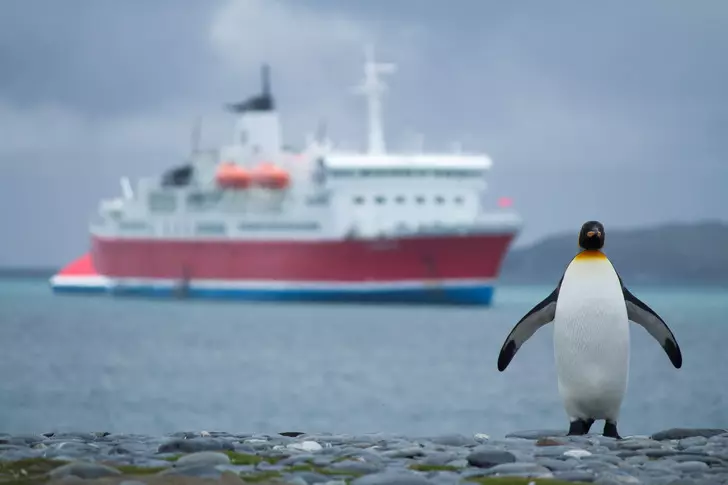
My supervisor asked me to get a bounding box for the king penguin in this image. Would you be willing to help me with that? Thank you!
[496,220,682,439]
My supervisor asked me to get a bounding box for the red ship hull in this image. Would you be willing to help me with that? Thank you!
[50,231,516,305]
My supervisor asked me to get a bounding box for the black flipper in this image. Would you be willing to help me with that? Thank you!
[497,275,564,372]
[619,282,682,369]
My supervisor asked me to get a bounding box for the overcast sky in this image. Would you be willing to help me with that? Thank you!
[1,0,726,267]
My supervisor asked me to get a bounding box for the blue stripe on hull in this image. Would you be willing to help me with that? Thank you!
[51,285,109,295]
[51,284,495,306]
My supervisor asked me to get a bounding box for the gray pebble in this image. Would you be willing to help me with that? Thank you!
[651,428,728,441]
[174,450,231,467]
[49,461,122,480]
[427,434,477,447]
[329,460,383,474]
[504,429,567,440]
[536,457,579,471]
[554,470,597,482]
[158,437,234,454]
[1,429,726,485]
[465,450,516,468]
[483,462,553,478]
[670,461,709,473]
[677,436,709,449]
[158,464,223,478]
[420,452,457,466]
[381,447,426,459]
[351,470,434,485]
[594,470,642,484]
[618,438,665,450]
[291,471,332,484]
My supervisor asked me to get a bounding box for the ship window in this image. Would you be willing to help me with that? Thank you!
[353,196,364,204]
[375,196,386,204]
[196,222,227,235]
[119,221,149,231]
[238,221,320,231]
[454,196,464,204]
[415,196,425,204]
[435,196,445,204]
[148,192,177,213]
[187,192,221,211]
[330,169,355,177]
[395,195,405,204]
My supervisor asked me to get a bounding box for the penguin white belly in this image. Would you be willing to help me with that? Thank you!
[553,257,630,421]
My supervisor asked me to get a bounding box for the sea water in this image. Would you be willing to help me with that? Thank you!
[0,279,726,437]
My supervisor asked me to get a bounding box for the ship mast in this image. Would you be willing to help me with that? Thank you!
[352,44,396,155]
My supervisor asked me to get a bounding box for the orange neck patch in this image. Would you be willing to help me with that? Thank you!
[574,249,607,261]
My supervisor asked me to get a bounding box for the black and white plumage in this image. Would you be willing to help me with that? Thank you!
[496,220,682,439]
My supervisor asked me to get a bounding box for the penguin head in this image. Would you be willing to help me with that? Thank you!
[578,220,605,250]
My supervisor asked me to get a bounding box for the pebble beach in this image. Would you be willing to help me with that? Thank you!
[2,428,728,485]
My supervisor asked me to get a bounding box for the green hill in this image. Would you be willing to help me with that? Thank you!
[500,220,728,286]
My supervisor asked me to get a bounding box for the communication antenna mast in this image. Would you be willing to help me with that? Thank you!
[351,44,396,155]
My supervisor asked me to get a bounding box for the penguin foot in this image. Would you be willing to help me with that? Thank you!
[567,418,594,436]
[603,420,622,439]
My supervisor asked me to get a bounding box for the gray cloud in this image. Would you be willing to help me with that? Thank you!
[0,0,726,266]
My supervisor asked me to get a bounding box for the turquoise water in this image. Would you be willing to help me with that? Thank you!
[0,279,725,437]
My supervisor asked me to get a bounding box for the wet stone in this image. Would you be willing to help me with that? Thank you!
[419,452,457,466]
[677,436,709,449]
[174,451,231,467]
[670,461,710,473]
[426,434,477,447]
[465,449,516,468]
[329,460,383,474]
[555,470,597,482]
[0,429,726,484]
[290,470,331,484]
[644,449,680,458]
[536,457,579,471]
[482,462,553,478]
[533,444,575,457]
[351,470,433,485]
[381,447,426,459]
[504,429,567,440]
[671,453,725,466]
[594,470,642,484]
[617,438,666,450]
[48,461,122,480]
[157,437,234,454]
[651,428,728,441]
[159,464,223,478]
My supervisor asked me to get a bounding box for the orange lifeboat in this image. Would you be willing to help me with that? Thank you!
[215,161,252,189]
[250,162,290,190]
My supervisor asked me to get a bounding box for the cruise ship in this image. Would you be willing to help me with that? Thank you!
[50,47,522,305]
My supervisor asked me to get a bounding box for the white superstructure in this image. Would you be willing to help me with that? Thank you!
[93,46,522,242]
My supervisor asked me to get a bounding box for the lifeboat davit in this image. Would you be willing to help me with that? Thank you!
[215,161,252,189]
[250,162,290,190]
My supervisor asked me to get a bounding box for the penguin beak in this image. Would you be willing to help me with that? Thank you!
[587,230,601,239]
